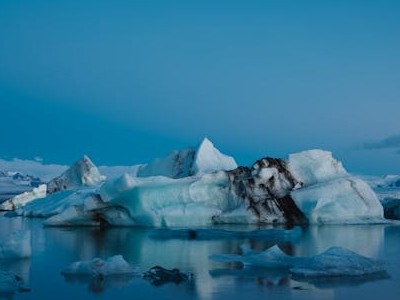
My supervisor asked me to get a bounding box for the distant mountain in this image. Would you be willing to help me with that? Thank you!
[0,171,43,203]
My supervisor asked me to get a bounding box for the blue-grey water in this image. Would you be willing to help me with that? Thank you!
[1,214,400,300]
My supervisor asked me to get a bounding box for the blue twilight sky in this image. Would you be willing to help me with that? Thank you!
[1,0,400,175]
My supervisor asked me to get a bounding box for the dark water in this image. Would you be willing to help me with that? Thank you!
[1,215,400,300]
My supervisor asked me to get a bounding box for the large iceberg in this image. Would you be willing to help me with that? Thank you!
[137,138,237,178]
[210,244,387,278]
[14,149,385,226]
[47,155,105,194]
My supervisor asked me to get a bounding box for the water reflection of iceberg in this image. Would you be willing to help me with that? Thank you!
[149,226,302,241]
[44,224,388,300]
[292,225,385,257]
[210,242,388,291]
[62,273,135,294]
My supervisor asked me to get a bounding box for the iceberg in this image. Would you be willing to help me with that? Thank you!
[210,244,387,278]
[61,255,135,276]
[47,155,105,194]
[0,231,31,259]
[137,138,237,178]
[13,148,384,227]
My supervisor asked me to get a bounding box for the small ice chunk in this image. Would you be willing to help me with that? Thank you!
[61,255,135,276]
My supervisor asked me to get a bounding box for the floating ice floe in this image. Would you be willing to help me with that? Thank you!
[0,231,31,259]
[210,244,387,278]
[61,255,135,277]
[137,138,237,178]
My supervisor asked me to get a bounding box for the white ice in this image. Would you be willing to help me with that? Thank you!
[292,177,385,224]
[210,244,386,278]
[98,171,242,227]
[61,255,135,276]
[137,138,237,178]
[287,149,348,186]
[0,231,31,259]
[47,155,105,194]
[0,184,47,211]
[16,188,98,219]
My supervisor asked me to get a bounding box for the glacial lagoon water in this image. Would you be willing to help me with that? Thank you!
[1,214,400,300]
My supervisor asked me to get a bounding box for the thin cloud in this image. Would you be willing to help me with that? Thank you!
[363,134,400,150]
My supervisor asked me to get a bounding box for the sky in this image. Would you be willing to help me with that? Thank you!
[1,0,400,175]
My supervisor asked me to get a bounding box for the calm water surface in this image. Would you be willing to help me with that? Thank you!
[1,214,400,300]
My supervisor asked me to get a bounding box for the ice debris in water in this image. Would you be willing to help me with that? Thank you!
[142,266,193,286]
[0,231,31,259]
[210,244,387,278]
[61,255,135,277]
